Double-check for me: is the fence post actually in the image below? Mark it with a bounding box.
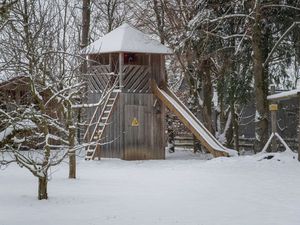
[270,85,277,152]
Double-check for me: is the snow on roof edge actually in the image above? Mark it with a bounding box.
[267,89,300,101]
[81,23,173,55]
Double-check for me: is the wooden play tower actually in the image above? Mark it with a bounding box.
[82,23,171,160]
[82,23,236,160]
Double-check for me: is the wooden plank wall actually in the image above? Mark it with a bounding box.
[123,93,165,160]
[151,54,164,85]
[98,93,165,160]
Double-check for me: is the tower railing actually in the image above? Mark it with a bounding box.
[85,64,151,94]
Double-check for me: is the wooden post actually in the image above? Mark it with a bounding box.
[109,53,112,72]
[119,52,124,90]
[161,54,166,84]
[148,54,152,84]
[69,126,76,178]
[120,93,125,159]
[270,85,277,152]
[148,54,151,69]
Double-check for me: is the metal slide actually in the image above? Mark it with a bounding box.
[152,82,237,157]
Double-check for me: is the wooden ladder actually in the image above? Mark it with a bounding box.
[84,90,119,160]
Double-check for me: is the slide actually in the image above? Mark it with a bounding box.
[152,82,237,157]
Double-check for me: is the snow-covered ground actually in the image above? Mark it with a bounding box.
[1,150,300,225]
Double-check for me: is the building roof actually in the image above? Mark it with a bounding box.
[267,89,300,101]
[82,23,173,55]
[0,75,29,89]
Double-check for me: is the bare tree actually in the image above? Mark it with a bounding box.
[132,0,300,154]
[0,0,84,199]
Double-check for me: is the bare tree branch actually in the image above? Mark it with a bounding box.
[264,22,300,67]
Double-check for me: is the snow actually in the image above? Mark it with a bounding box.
[0,126,14,142]
[267,89,300,100]
[0,119,36,141]
[0,150,300,225]
[82,23,173,55]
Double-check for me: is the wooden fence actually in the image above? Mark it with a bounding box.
[174,135,298,151]
[85,65,151,94]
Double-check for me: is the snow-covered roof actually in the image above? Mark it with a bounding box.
[267,89,300,101]
[0,75,29,87]
[82,23,173,55]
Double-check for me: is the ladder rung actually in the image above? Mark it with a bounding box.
[87,149,94,153]
[95,132,103,136]
[101,117,108,120]
[107,104,113,107]
[104,110,110,113]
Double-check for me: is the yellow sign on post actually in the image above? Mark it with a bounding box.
[269,104,278,111]
[131,117,140,127]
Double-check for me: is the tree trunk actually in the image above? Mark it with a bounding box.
[202,59,215,135]
[69,154,76,179]
[81,0,90,51]
[251,1,269,152]
[38,177,48,200]
[69,126,76,179]
[224,111,234,147]
[153,0,165,44]
[186,62,203,153]
[79,0,91,149]
[230,100,239,152]
[80,0,90,74]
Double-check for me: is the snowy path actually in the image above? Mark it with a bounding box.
[0,151,300,225]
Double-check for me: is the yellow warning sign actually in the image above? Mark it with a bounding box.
[269,104,278,111]
[131,117,140,127]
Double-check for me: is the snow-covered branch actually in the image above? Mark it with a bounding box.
[203,31,251,41]
[264,22,300,66]
[203,14,254,23]
[261,4,300,11]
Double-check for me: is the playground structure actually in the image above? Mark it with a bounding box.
[81,23,236,160]
[267,86,300,161]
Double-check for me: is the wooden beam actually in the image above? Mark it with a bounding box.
[109,53,112,72]
[160,54,166,84]
[119,52,124,91]
[270,85,277,152]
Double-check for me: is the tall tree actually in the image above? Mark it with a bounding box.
[0,0,84,198]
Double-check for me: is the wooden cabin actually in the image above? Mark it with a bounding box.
[0,76,31,111]
[82,23,172,160]
[0,75,63,117]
